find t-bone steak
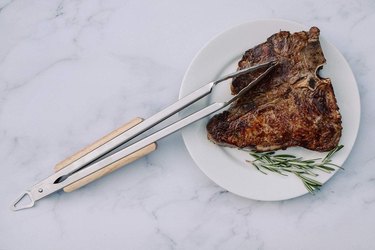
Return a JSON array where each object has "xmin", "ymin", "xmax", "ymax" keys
[{"xmin": 206, "ymin": 27, "xmax": 342, "ymax": 152}]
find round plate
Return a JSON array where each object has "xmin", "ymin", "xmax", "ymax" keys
[{"xmin": 179, "ymin": 19, "xmax": 360, "ymax": 201}]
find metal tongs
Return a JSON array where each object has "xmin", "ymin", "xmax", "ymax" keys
[{"xmin": 11, "ymin": 60, "xmax": 277, "ymax": 211}]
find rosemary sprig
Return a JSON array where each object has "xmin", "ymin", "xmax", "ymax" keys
[{"xmin": 246, "ymin": 145, "xmax": 344, "ymax": 193}]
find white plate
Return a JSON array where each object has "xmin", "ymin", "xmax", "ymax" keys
[{"xmin": 179, "ymin": 19, "xmax": 360, "ymax": 201}]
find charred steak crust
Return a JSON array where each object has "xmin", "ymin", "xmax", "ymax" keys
[{"xmin": 206, "ymin": 27, "xmax": 342, "ymax": 152}]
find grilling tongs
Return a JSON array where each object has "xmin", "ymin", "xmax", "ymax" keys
[{"xmin": 11, "ymin": 60, "xmax": 277, "ymax": 211}]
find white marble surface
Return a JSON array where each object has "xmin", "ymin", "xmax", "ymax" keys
[{"xmin": 0, "ymin": 0, "xmax": 374, "ymax": 249}]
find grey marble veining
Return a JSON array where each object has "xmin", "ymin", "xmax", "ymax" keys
[{"xmin": 1, "ymin": 0, "xmax": 374, "ymax": 249}]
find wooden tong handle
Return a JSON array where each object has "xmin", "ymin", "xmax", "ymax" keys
[{"xmin": 54, "ymin": 117, "xmax": 156, "ymax": 192}]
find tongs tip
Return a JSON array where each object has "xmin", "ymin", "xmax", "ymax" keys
[{"xmin": 270, "ymin": 59, "xmax": 279, "ymax": 66}]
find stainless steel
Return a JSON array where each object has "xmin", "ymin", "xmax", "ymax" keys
[
  {"xmin": 11, "ymin": 60, "xmax": 277, "ymax": 211},
  {"xmin": 11, "ymin": 192, "xmax": 34, "ymax": 211}
]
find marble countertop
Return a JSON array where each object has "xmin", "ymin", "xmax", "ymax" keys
[{"xmin": 1, "ymin": 0, "xmax": 374, "ymax": 249}]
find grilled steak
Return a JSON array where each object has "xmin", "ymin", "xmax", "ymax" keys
[{"xmin": 206, "ymin": 27, "xmax": 342, "ymax": 152}]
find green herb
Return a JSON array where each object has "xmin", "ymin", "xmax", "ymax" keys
[{"xmin": 246, "ymin": 145, "xmax": 344, "ymax": 193}]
